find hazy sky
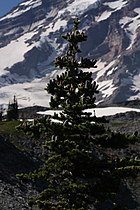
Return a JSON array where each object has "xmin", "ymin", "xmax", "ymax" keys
[{"xmin": 0, "ymin": 0, "xmax": 23, "ymax": 17}]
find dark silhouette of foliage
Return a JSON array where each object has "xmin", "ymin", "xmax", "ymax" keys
[
  {"xmin": 7, "ymin": 95, "xmax": 18, "ymax": 121},
  {"xmin": 0, "ymin": 106, "xmax": 3, "ymax": 121}
]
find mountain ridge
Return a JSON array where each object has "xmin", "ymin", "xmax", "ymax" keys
[{"xmin": 0, "ymin": 0, "xmax": 140, "ymax": 107}]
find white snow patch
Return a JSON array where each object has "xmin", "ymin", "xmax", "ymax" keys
[
  {"xmin": 37, "ymin": 107, "xmax": 140, "ymax": 118},
  {"xmin": 58, "ymin": 0, "xmax": 99, "ymax": 17},
  {"xmin": 47, "ymin": 19, "xmax": 67, "ymax": 33},
  {"xmin": 86, "ymin": 107, "xmax": 140, "ymax": 117},
  {"xmin": 104, "ymin": 0, "xmax": 128, "ymax": 11},
  {"xmin": 20, "ymin": 0, "xmax": 41, "ymax": 7},
  {"xmin": 53, "ymin": 19, "xmax": 67, "ymax": 32},
  {"xmin": 96, "ymin": 11, "xmax": 112, "ymax": 22},
  {"xmin": 98, "ymin": 80, "xmax": 117, "ymax": 98},
  {"xmin": 20, "ymin": 0, "xmax": 35, "ymax": 6},
  {"xmin": 0, "ymin": 31, "xmax": 38, "ymax": 75},
  {"xmin": 95, "ymin": 0, "xmax": 128, "ymax": 22},
  {"xmin": 107, "ymin": 66, "xmax": 118, "ymax": 76},
  {"xmin": 95, "ymin": 60, "xmax": 116, "ymax": 80}
]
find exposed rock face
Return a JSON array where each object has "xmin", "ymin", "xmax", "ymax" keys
[{"xmin": 0, "ymin": 0, "xmax": 140, "ymax": 106}]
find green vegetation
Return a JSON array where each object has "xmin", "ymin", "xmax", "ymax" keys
[
  {"xmin": 0, "ymin": 121, "xmax": 21, "ymax": 135},
  {"xmin": 17, "ymin": 18, "xmax": 140, "ymax": 210},
  {"xmin": 0, "ymin": 120, "xmax": 28, "ymax": 151}
]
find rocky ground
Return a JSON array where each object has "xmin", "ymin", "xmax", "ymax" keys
[
  {"xmin": 0, "ymin": 134, "xmax": 41, "ymax": 210},
  {"xmin": 0, "ymin": 107, "xmax": 140, "ymax": 210},
  {"xmin": 106, "ymin": 111, "xmax": 140, "ymax": 134}
]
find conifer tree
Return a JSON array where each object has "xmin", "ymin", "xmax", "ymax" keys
[
  {"xmin": 7, "ymin": 95, "xmax": 18, "ymax": 121},
  {"xmin": 0, "ymin": 105, "xmax": 3, "ymax": 121},
  {"xmin": 18, "ymin": 18, "xmax": 140, "ymax": 210}
]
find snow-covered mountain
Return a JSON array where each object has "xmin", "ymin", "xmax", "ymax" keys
[{"xmin": 0, "ymin": 0, "xmax": 140, "ymax": 107}]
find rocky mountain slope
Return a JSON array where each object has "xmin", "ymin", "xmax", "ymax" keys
[
  {"xmin": 0, "ymin": 134, "xmax": 41, "ymax": 210},
  {"xmin": 0, "ymin": 0, "xmax": 140, "ymax": 107},
  {"xmin": 0, "ymin": 117, "xmax": 140, "ymax": 209}
]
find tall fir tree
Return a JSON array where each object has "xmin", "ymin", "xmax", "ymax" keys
[
  {"xmin": 18, "ymin": 18, "xmax": 140, "ymax": 210},
  {"xmin": 7, "ymin": 95, "xmax": 18, "ymax": 121}
]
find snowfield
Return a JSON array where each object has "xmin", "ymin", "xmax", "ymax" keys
[
  {"xmin": 0, "ymin": 0, "xmax": 42, "ymax": 20},
  {"xmin": 0, "ymin": 77, "xmax": 51, "ymax": 108},
  {"xmin": 37, "ymin": 107, "xmax": 140, "ymax": 118},
  {"xmin": 0, "ymin": 32, "xmax": 38, "ymax": 76},
  {"xmin": 0, "ymin": 0, "xmax": 139, "ymax": 108}
]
